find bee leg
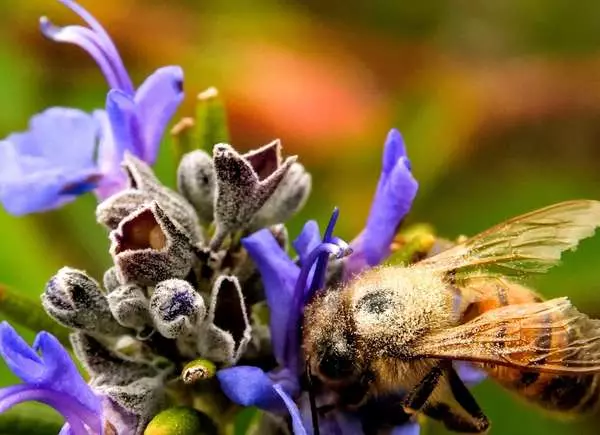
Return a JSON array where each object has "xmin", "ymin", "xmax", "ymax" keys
[
  {"xmin": 401, "ymin": 363, "xmax": 444, "ymax": 413},
  {"xmin": 447, "ymin": 367, "xmax": 489, "ymax": 431},
  {"xmin": 422, "ymin": 366, "xmax": 490, "ymax": 434}
]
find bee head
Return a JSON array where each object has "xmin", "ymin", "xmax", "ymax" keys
[
  {"xmin": 316, "ymin": 332, "xmax": 361, "ymax": 381},
  {"xmin": 303, "ymin": 290, "xmax": 365, "ymax": 385}
]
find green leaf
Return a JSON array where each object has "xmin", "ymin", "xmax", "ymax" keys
[{"xmin": 0, "ymin": 284, "xmax": 70, "ymax": 348}]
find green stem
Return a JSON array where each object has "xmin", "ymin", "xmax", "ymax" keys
[{"xmin": 0, "ymin": 284, "xmax": 71, "ymax": 347}]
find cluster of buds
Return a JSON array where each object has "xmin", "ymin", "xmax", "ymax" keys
[{"xmin": 40, "ymin": 90, "xmax": 312, "ymax": 432}]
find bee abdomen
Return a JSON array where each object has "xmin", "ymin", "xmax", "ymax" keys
[
  {"xmin": 488, "ymin": 366, "xmax": 600, "ymax": 414},
  {"xmin": 484, "ymin": 302, "xmax": 600, "ymax": 415}
]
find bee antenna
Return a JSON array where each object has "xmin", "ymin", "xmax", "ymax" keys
[{"xmin": 306, "ymin": 362, "xmax": 321, "ymax": 435}]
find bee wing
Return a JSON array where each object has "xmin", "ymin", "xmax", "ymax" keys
[
  {"xmin": 413, "ymin": 298, "xmax": 600, "ymax": 374},
  {"xmin": 417, "ymin": 200, "xmax": 600, "ymax": 279}
]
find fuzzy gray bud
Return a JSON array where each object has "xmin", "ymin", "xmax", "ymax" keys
[
  {"xmin": 110, "ymin": 202, "xmax": 198, "ymax": 286},
  {"xmin": 210, "ymin": 141, "xmax": 296, "ymax": 249},
  {"xmin": 149, "ymin": 279, "xmax": 206, "ymax": 339},
  {"xmin": 198, "ymin": 275, "xmax": 251, "ymax": 365},
  {"xmin": 177, "ymin": 150, "xmax": 215, "ymax": 225},
  {"xmin": 97, "ymin": 153, "xmax": 202, "ymax": 244},
  {"xmin": 70, "ymin": 332, "xmax": 160, "ymax": 386},
  {"xmin": 250, "ymin": 162, "xmax": 311, "ymax": 228},
  {"xmin": 103, "ymin": 267, "xmax": 121, "ymax": 293},
  {"xmin": 42, "ymin": 267, "xmax": 125, "ymax": 335},
  {"xmin": 107, "ymin": 284, "xmax": 151, "ymax": 331}
]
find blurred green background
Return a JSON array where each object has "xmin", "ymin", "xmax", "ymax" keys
[{"xmin": 1, "ymin": 0, "xmax": 600, "ymax": 434}]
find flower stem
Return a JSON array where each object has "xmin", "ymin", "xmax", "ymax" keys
[{"xmin": 0, "ymin": 284, "xmax": 71, "ymax": 348}]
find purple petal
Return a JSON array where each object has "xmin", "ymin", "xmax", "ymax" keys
[
  {"xmin": 382, "ymin": 129, "xmax": 409, "ymax": 176},
  {"xmin": 33, "ymin": 332, "xmax": 100, "ymax": 413},
  {"xmin": 0, "ymin": 323, "xmax": 43, "ymax": 379},
  {"xmin": 292, "ymin": 220, "xmax": 321, "ymax": 266},
  {"xmin": 391, "ymin": 422, "xmax": 420, "ymax": 435},
  {"xmin": 134, "ymin": 66, "xmax": 184, "ymax": 164},
  {"xmin": 106, "ymin": 89, "xmax": 145, "ymax": 159},
  {"xmin": 0, "ymin": 323, "xmax": 103, "ymax": 430},
  {"xmin": 39, "ymin": 20, "xmax": 123, "ymax": 92},
  {"xmin": 0, "ymin": 148, "xmax": 98, "ymax": 215},
  {"xmin": 242, "ymin": 230, "xmax": 299, "ymax": 364},
  {"xmin": 348, "ymin": 130, "xmax": 418, "ymax": 274},
  {"xmin": 93, "ymin": 110, "xmax": 128, "ymax": 199},
  {"xmin": 0, "ymin": 385, "xmax": 99, "ymax": 435},
  {"xmin": 6, "ymin": 107, "xmax": 99, "ymax": 168},
  {"xmin": 273, "ymin": 384, "xmax": 308, "ymax": 435},
  {"xmin": 41, "ymin": 0, "xmax": 133, "ymax": 93},
  {"xmin": 306, "ymin": 208, "xmax": 341, "ymax": 296},
  {"xmin": 217, "ymin": 366, "xmax": 286, "ymax": 412},
  {"xmin": 454, "ymin": 362, "xmax": 487, "ymax": 387}
]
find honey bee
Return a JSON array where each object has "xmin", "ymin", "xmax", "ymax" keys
[{"xmin": 303, "ymin": 200, "xmax": 600, "ymax": 433}]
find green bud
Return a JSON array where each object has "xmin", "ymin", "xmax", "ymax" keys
[
  {"xmin": 144, "ymin": 407, "xmax": 218, "ymax": 435},
  {"xmin": 181, "ymin": 358, "xmax": 217, "ymax": 384},
  {"xmin": 196, "ymin": 87, "xmax": 229, "ymax": 153},
  {"xmin": 386, "ymin": 225, "xmax": 436, "ymax": 266},
  {"xmin": 171, "ymin": 117, "xmax": 196, "ymax": 163}
]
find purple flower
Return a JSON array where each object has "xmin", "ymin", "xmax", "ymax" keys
[
  {"xmin": 0, "ymin": 321, "xmax": 104, "ymax": 434},
  {"xmin": 0, "ymin": 0, "xmax": 184, "ymax": 215},
  {"xmin": 219, "ymin": 210, "xmax": 357, "ymax": 435},
  {"xmin": 344, "ymin": 128, "xmax": 418, "ymax": 279}
]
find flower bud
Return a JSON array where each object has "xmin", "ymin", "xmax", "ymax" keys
[
  {"xmin": 250, "ymin": 162, "xmax": 311, "ymax": 229},
  {"xmin": 70, "ymin": 332, "xmax": 159, "ymax": 385},
  {"xmin": 149, "ymin": 279, "xmax": 206, "ymax": 339},
  {"xmin": 97, "ymin": 153, "xmax": 202, "ymax": 244},
  {"xmin": 210, "ymin": 141, "xmax": 295, "ymax": 249},
  {"xmin": 103, "ymin": 267, "xmax": 120, "ymax": 293},
  {"xmin": 198, "ymin": 275, "xmax": 251, "ymax": 365},
  {"xmin": 110, "ymin": 202, "xmax": 198, "ymax": 286},
  {"xmin": 177, "ymin": 150, "xmax": 215, "ymax": 225},
  {"xmin": 42, "ymin": 267, "xmax": 125, "ymax": 335},
  {"xmin": 107, "ymin": 284, "xmax": 151, "ymax": 331},
  {"xmin": 145, "ymin": 407, "xmax": 218, "ymax": 435}
]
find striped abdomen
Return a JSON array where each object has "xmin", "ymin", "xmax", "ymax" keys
[{"xmin": 462, "ymin": 279, "xmax": 600, "ymax": 414}]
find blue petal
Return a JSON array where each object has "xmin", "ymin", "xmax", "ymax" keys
[
  {"xmin": 6, "ymin": 107, "xmax": 99, "ymax": 169},
  {"xmin": 382, "ymin": 129, "xmax": 409, "ymax": 176},
  {"xmin": 292, "ymin": 220, "xmax": 321, "ymax": 266},
  {"xmin": 349, "ymin": 129, "xmax": 418, "ymax": 272},
  {"xmin": 93, "ymin": 110, "xmax": 128, "ymax": 199},
  {"xmin": 106, "ymin": 89, "xmax": 144, "ymax": 160},
  {"xmin": 33, "ymin": 331, "xmax": 100, "ymax": 413},
  {"xmin": 0, "ymin": 323, "xmax": 44, "ymax": 379},
  {"xmin": 0, "ymin": 384, "xmax": 94, "ymax": 435},
  {"xmin": 391, "ymin": 422, "xmax": 420, "ymax": 435},
  {"xmin": 40, "ymin": 0, "xmax": 133, "ymax": 93},
  {"xmin": 134, "ymin": 66, "xmax": 184, "ymax": 164},
  {"xmin": 217, "ymin": 366, "xmax": 286, "ymax": 412},
  {"xmin": 0, "ymin": 323, "xmax": 102, "ymax": 422},
  {"xmin": 454, "ymin": 362, "xmax": 487, "ymax": 387},
  {"xmin": 242, "ymin": 230, "xmax": 299, "ymax": 364},
  {"xmin": 273, "ymin": 384, "xmax": 308, "ymax": 435},
  {"xmin": 0, "ymin": 108, "xmax": 102, "ymax": 214}
]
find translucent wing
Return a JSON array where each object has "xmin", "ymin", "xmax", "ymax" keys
[
  {"xmin": 417, "ymin": 200, "xmax": 600, "ymax": 279},
  {"xmin": 413, "ymin": 298, "xmax": 600, "ymax": 374}
]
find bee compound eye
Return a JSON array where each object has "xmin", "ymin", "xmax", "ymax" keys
[{"xmin": 318, "ymin": 349, "xmax": 355, "ymax": 380}]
